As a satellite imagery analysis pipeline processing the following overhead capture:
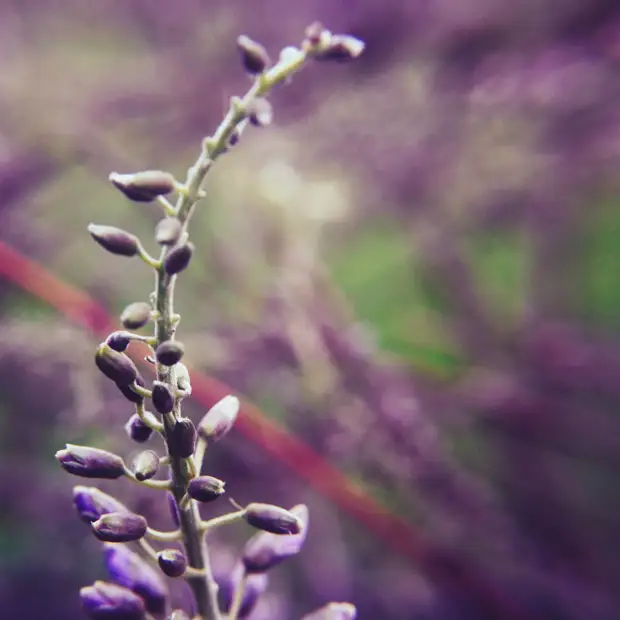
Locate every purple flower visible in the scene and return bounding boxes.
[80,580,146,620]
[218,563,268,619]
[73,486,130,523]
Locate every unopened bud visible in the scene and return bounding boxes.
[156,340,185,366]
[237,35,271,74]
[88,224,140,257]
[315,34,365,62]
[304,21,329,46]
[198,395,239,442]
[120,301,152,330]
[56,444,125,479]
[95,343,138,385]
[187,476,225,503]
[110,170,176,202]
[164,242,194,275]
[73,486,130,523]
[106,330,132,352]
[155,217,183,246]
[157,549,187,578]
[125,412,154,443]
[152,381,175,414]
[301,603,357,620]
[132,450,160,481]
[244,503,301,535]
[92,511,147,543]
[175,362,192,394]
[167,417,196,458]
[247,98,273,127]
[116,374,147,404]
[80,581,146,620]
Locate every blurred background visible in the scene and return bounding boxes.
[1,1,620,618]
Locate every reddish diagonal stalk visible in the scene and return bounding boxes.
[0,240,531,620]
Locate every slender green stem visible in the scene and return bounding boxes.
[227,571,248,620]
[146,527,182,542]
[201,509,246,533]
[123,468,171,490]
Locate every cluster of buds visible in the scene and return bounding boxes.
[56,21,363,620]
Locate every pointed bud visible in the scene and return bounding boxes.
[104,543,168,615]
[237,35,271,75]
[88,224,140,257]
[155,217,183,246]
[120,302,152,330]
[175,362,192,394]
[187,476,225,503]
[218,563,267,619]
[152,381,175,414]
[304,21,329,46]
[164,242,194,275]
[80,581,146,620]
[167,417,196,458]
[92,511,147,543]
[110,170,176,203]
[244,503,301,535]
[56,444,125,479]
[125,413,154,443]
[247,98,273,127]
[155,340,185,366]
[198,395,239,442]
[301,603,357,620]
[116,374,147,405]
[73,486,130,523]
[315,35,365,62]
[168,611,191,620]
[106,330,132,352]
[157,549,187,578]
[95,343,139,385]
[132,450,160,481]
[243,504,309,572]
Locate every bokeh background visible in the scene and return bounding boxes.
[1,1,620,619]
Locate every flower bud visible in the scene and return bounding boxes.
[157,549,187,578]
[73,486,130,523]
[156,340,185,366]
[80,581,146,620]
[110,170,176,203]
[88,224,140,257]
[155,217,183,246]
[247,98,273,127]
[152,381,175,414]
[120,302,152,330]
[164,242,194,275]
[301,603,357,620]
[237,35,271,74]
[243,504,309,572]
[244,503,301,535]
[116,374,147,405]
[218,563,267,619]
[168,611,191,620]
[106,330,132,352]
[95,342,139,385]
[56,444,125,479]
[125,413,154,443]
[104,543,168,615]
[132,450,160,481]
[92,511,147,543]
[187,476,225,503]
[175,362,192,394]
[304,21,329,46]
[198,395,239,442]
[167,417,196,458]
[315,35,365,62]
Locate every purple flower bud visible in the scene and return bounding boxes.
[243,504,309,572]
[218,563,268,619]
[117,374,147,405]
[125,413,154,443]
[56,444,125,479]
[120,302,152,330]
[315,35,365,62]
[244,503,301,535]
[187,476,225,503]
[104,543,168,615]
[73,486,130,523]
[247,98,273,127]
[95,343,139,385]
[164,242,194,276]
[88,224,140,257]
[106,331,132,352]
[301,602,357,620]
[157,548,187,578]
[92,512,147,543]
[132,450,160,481]
[167,417,196,458]
[237,35,271,75]
[155,217,183,246]
[198,395,239,442]
[155,340,185,366]
[152,381,175,414]
[80,581,146,620]
[110,170,176,203]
